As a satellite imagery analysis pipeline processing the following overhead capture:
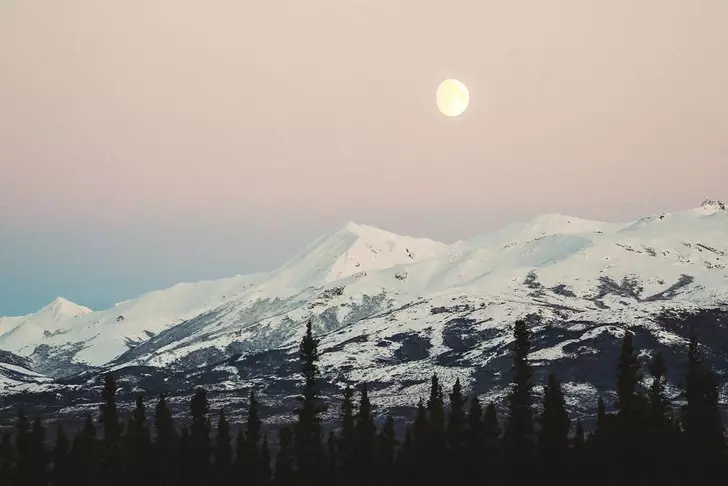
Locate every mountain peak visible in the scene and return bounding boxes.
[700,199,726,211]
[38,297,92,319]
[269,222,449,290]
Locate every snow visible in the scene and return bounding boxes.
[1,201,727,376]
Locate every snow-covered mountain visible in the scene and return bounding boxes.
[1,201,728,422]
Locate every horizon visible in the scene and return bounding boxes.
[2,1,727,315]
[3,198,723,317]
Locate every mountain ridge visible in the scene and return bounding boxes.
[0,201,727,423]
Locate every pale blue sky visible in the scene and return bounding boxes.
[2,0,726,315]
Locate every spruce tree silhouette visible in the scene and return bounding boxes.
[538,373,570,480]
[293,320,324,486]
[354,382,375,486]
[189,388,211,483]
[682,330,724,483]
[153,393,177,486]
[446,378,467,485]
[214,409,232,483]
[274,427,295,486]
[52,424,71,486]
[99,373,123,486]
[504,319,535,486]
[0,433,13,486]
[338,384,356,484]
[376,415,398,486]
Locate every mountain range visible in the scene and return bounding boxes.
[1,200,727,424]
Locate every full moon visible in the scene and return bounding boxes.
[436,79,469,117]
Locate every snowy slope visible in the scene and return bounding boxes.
[0,222,449,373]
[2,201,728,421]
[93,200,728,373]
[0,298,92,354]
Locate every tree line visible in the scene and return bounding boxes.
[0,319,725,486]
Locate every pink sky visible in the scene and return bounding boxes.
[1,0,726,313]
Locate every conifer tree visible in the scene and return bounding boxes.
[214,409,232,482]
[645,352,677,486]
[274,427,295,486]
[0,433,13,486]
[178,427,190,486]
[616,332,643,424]
[235,428,245,471]
[243,390,263,483]
[259,432,272,486]
[354,382,376,486]
[338,385,356,484]
[154,393,176,441]
[128,395,151,485]
[410,400,429,486]
[99,374,123,485]
[682,330,724,481]
[446,379,467,484]
[647,352,669,423]
[30,416,47,486]
[325,430,339,486]
[190,388,212,481]
[71,413,98,486]
[425,373,446,483]
[293,320,325,485]
[504,319,535,485]
[465,396,484,478]
[153,393,177,486]
[483,402,501,482]
[446,378,466,449]
[376,415,398,486]
[538,373,570,478]
[14,407,31,486]
[53,424,71,486]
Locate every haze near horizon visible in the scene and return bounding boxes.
[1,0,726,315]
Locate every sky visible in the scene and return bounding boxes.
[1,0,727,315]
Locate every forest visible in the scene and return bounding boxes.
[0,318,724,486]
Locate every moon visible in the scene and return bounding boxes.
[436,79,470,117]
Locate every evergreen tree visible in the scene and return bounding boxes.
[425,373,446,483]
[465,396,484,478]
[71,413,99,486]
[325,430,338,486]
[153,393,177,486]
[190,388,212,481]
[99,373,123,485]
[483,402,501,483]
[154,393,177,442]
[30,416,47,486]
[376,415,398,486]
[446,378,466,449]
[354,382,376,486]
[446,379,467,485]
[503,319,535,485]
[338,385,356,484]
[0,433,13,486]
[259,432,272,486]
[409,400,429,486]
[274,427,295,486]
[646,352,678,486]
[293,320,325,485]
[128,395,152,485]
[682,330,724,481]
[53,424,71,486]
[616,332,643,424]
[178,427,191,486]
[538,373,570,478]
[243,390,263,483]
[14,407,31,486]
[214,409,232,483]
